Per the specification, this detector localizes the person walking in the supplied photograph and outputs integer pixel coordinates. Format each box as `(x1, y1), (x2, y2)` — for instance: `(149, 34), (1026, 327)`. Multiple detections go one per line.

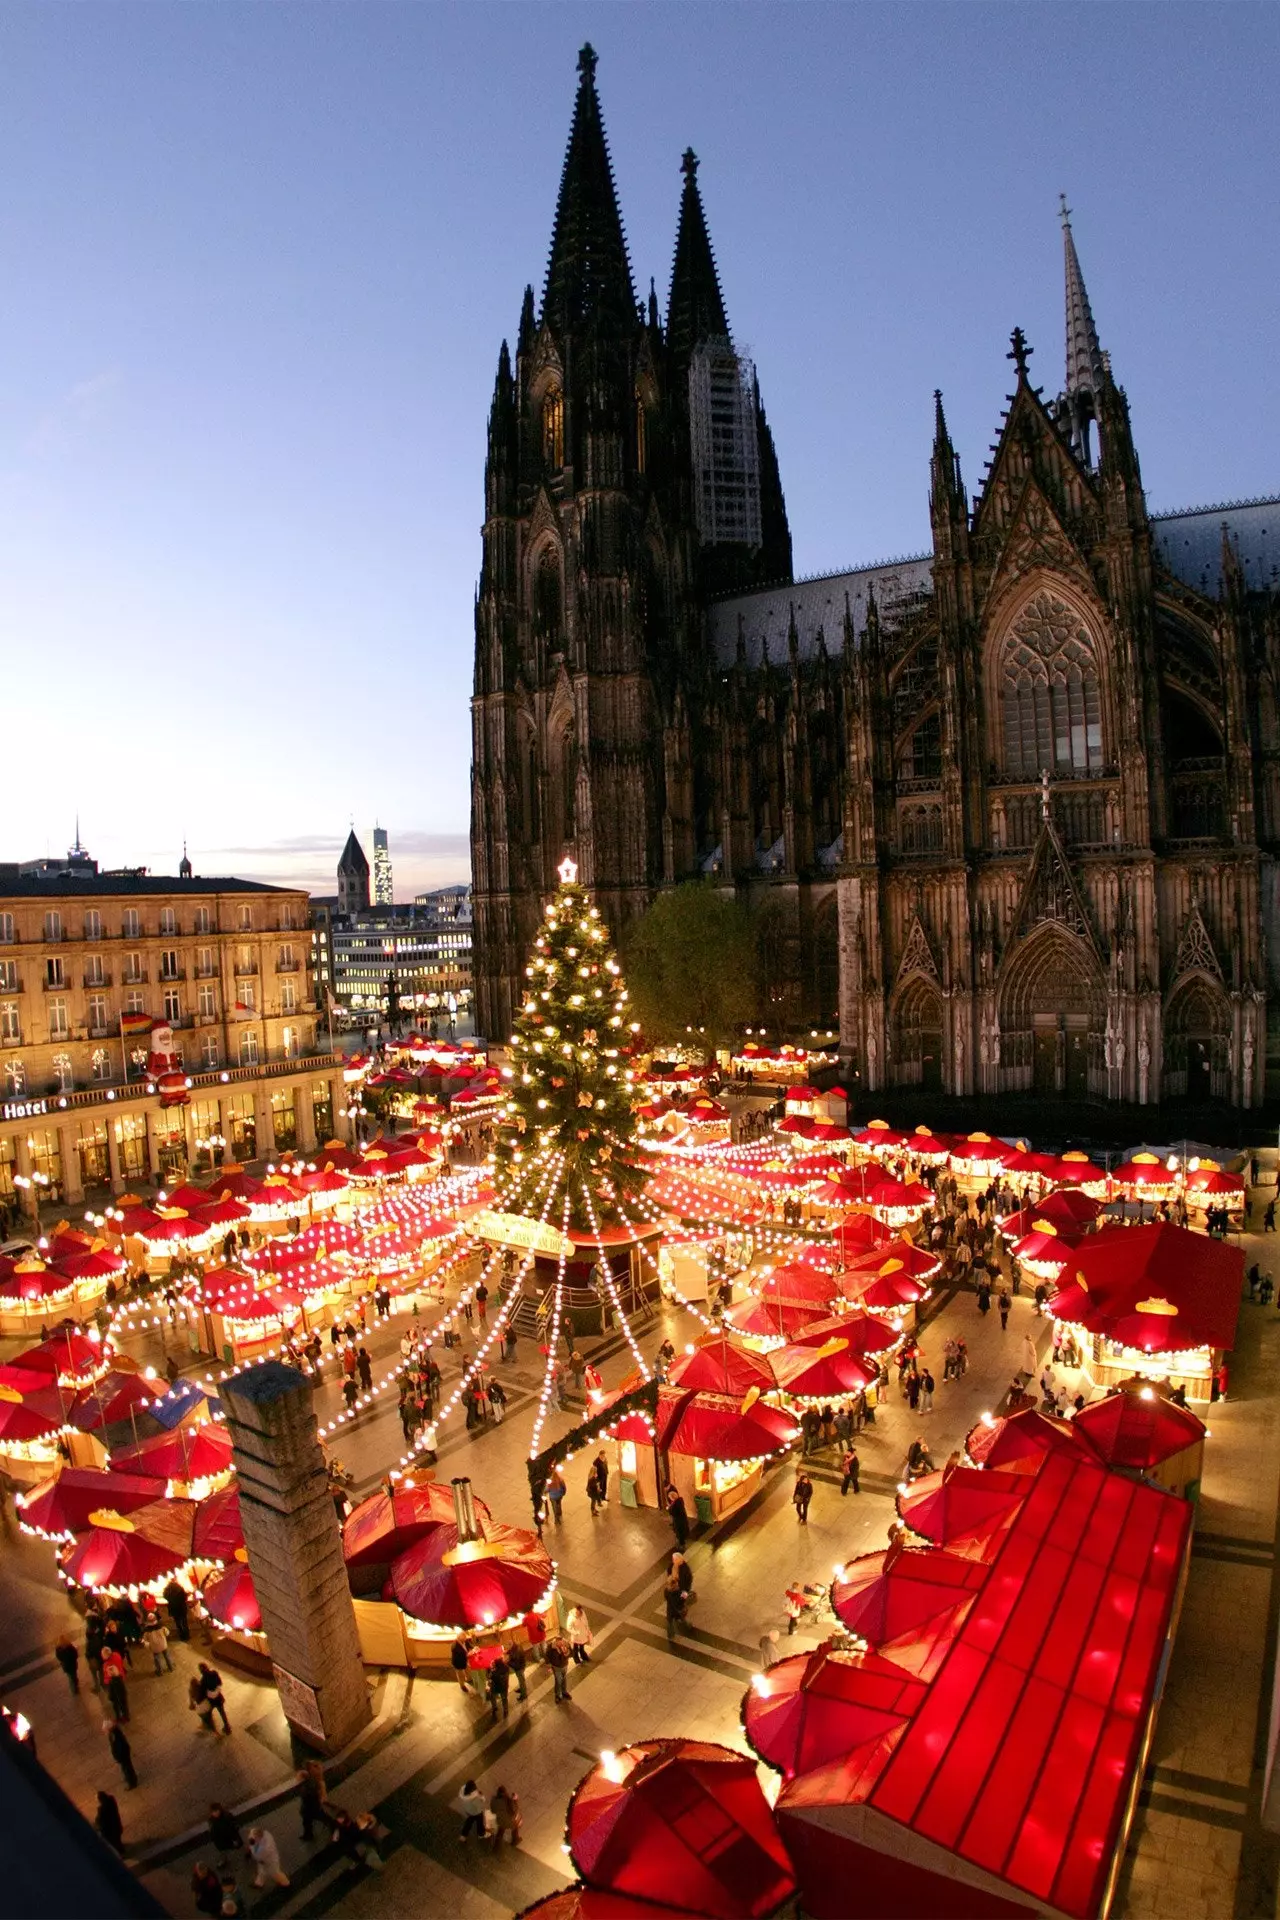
(475, 1281), (489, 1324)
(566, 1604), (593, 1664)
(101, 1647), (129, 1724)
(546, 1634), (571, 1702)
(586, 1456), (606, 1516)
(457, 1780), (488, 1840)
(508, 1639), (528, 1702)
(664, 1574), (685, 1642)
(356, 1347), (373, 1392)
(450, 1633), (474, 1691)
(489, 1784), (522, 1848)
(144, 1613), (172, 1675)
(54, 1635), (80, 1695)
(906, 1371), (921, 1414)
(793, 1469), (814, 1525)
(163, 1577), (190, 1642)
(976, 1278), (991, 1316)
(487, 1652), (511, 1723)
(759, 1629), (780, 1670)
(191, 1862), (223, 1916)
(297, 1763), (326, 1842)
(569, 1349), (586, 1394)
(196, 1663), (231, 1735)
(189, 1671), (216, 1732)
(342, 1375), (359, 1416)
(546, 1465), (567, 1527)
(1267, 1201), (1277, 1233)
(208, 1802), (242, 1853)
(96, 1790), (125, 1856)
(666, 1485), (690, 1549)
(920, 1368), (935, 1414)
(84, 1610), (105, 1693)
(840, 1445), (860, 1496)
(247, 1826), (290, 1890)
(1021, 1331), (1038, 1379)
(998, 1288), (1011, 1332)
(105, 1719), (137, 1790)
(672, 1551), (695, 1605)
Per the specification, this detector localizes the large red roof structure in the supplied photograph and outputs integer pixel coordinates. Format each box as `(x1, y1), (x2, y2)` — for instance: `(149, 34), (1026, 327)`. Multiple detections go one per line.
(774, 1446), (1192, 1919)
(1051, 1223), (1243, 1354)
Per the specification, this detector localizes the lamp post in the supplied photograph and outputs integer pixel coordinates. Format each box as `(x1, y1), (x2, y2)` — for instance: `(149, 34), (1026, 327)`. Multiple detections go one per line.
(196, 1131), (226, 1177)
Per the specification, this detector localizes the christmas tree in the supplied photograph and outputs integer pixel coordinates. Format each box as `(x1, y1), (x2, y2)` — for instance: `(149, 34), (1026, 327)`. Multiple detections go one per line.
(495, 857), (642, 1227)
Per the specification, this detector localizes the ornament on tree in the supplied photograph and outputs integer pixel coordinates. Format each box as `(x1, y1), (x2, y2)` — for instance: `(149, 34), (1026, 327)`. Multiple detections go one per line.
(577, 1090), (593, 1108)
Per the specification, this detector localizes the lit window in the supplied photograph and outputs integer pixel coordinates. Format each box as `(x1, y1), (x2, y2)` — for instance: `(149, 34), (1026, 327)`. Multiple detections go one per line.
(0, 1004), (19, 1043)
(48, 997), (69, 1040)
(240, 1031), (259, 1066)
(4, 1060), (25, 1094)
(52, 1052), (73, 1091)
(91, 1048), (111, 1081)
(163, 987), (182, 1023)
(542, 384), (564, 468)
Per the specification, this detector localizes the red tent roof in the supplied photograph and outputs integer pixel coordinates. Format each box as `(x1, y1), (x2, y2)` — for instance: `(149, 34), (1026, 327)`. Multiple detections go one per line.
(768, 1338), (878, 1401)
(62, 1517), (188, 1591)
(567, 1740), (796, 1919)
(193, 1485), (244, 1562)
(759, 1263), (837, 1308)
(1073, 1390), (1206, 1469)
(202, 1556), (260, 1633)
(343, 1480), (490, 1569)
(0, 1385), (68, 1443)
(389, 1522), (553, 1628)
(743, 1643), (926, 1780)
(111, 1422), (233, 1482)
(776, 1447), (1192, 1920)
(850, 1268), (926, 1312)
(10, 1328), (107, 1381)
(658, 1387), (799, 1461)
(69, 1369), (155, 1432)
(965, 1406), (1086, 1475)
(1061, 1223), (1243, 1352)
(896, 1465), (1031, 1557)
(788, 1311), (902, 1358)
(667, 1334), (775, 1398)
(832, 1540), (987, 1655)
(725, 1296), (827, 1342)
(15, 1466), (159, 1539)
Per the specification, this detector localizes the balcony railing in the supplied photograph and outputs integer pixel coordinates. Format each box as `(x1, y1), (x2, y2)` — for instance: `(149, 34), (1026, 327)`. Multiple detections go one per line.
(83, 972), (112, 989)
(276, 959), (299, 973)
(42, 976), (68, 993)
(234, 962), (259, 977)
(159, 967), (185, 983)
(28, 1044), (342, 1114)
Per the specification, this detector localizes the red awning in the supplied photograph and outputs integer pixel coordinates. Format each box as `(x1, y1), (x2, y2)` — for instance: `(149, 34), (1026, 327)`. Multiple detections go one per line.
(1062, 1222), (1243, 1352)
(111, 1422), (233, 1483)
(832, 1539), (987, 1664)
(567, 1740), (795, 1919)
(1074, 1389), (1207, 1469)
(659, 1387), (799, 1461)
(965, 1406), (1085, 1474)
(744, 1642), (926, 1779)
(63, 1518), (188, 1592)
(769, 1339), (877, 1401)
(389, 1522), (553, 1628)
(202, 1556), (261, 1633)
(896, 1465), (1030, 1557)
(15, 1466), (159, 1539)
(343, 1481), (490, 1569)
(667, 1334), (776, 1398)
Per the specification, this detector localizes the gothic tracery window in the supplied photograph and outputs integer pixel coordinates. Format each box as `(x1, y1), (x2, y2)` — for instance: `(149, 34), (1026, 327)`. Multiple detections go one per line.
(635, 390), (647, 475)
(542, 385), (564, 469)
(1000, 591), (1104, 778)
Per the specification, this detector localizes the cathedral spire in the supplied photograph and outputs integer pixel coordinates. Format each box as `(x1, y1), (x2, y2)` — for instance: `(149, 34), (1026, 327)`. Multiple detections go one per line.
(666, 147), (729, 377)
(542, 45), (636, 339)
(1059, 195), (1107, 465)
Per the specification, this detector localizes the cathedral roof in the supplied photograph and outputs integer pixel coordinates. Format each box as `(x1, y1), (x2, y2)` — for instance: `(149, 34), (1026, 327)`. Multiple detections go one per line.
(709, 495), (1278, 665)
(666, 148), (729, 376)
(541, 45), (636, 339)
(1151, 495), (1280, 596)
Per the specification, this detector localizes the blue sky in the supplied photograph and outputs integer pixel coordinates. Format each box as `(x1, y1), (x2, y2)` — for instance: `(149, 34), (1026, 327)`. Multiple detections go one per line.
(0, 3), (1275, 898)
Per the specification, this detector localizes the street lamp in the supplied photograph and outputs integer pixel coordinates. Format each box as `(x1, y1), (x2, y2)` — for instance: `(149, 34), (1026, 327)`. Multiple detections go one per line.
(196, 1131), (227, 1176)
(15, 1169), (50, 1233)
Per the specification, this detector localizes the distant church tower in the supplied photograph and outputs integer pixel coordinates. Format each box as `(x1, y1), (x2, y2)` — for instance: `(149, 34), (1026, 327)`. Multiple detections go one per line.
(470, 45), (791, 1038)
(337, 828), (370, 914)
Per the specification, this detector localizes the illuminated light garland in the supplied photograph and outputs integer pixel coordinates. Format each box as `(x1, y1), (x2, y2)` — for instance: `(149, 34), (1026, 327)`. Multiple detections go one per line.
(576, 1173), (651, 1395)
(528, 1193), (573, 1465)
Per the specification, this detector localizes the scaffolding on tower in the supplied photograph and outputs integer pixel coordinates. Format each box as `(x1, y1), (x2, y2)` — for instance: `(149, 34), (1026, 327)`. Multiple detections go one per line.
(688, 336), (762, 549)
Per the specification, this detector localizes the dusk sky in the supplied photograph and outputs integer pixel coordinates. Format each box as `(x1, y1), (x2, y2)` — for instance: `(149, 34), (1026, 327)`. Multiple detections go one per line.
(1, 4), (1276, 900)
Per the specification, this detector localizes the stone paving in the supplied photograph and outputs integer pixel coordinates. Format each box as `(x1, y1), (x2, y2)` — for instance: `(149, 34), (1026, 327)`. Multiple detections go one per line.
(1, 1189), (1279, 1918)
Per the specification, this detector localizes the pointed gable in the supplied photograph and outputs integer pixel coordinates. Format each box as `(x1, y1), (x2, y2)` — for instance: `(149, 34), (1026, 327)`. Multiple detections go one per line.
(895, 912), (939, 987)
(971, 332), (1096, 551)
(542, 45), (636, 339)
(1008, 812), (1100, 956)
(1172, 899), (1223, 985)
(981, 476), (1098, 617)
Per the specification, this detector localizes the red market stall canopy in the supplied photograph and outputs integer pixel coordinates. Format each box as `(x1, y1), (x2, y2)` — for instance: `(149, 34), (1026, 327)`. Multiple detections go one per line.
(1185, 1165), (1245, 1200)
(832, 1540), (987, 1657)
(50, 1248), (129, 1282)
(1113, 1153), (1176, 1193)
(789, 1311), (903, 1359)
(841, 1240), (940, 1286)
(0, 1384), (68, 1444)
(868, 1178), (933, 1215)
(343, 1480), (491, 1570)
(69, 1368), (155, 1432)
(1073, 1389), (1207, 1470)
(62, 1513), (189, 1592)
(9, 1328), (109, 1384)
(667, 1333), (776, 1399)
(1009, 1228), (1080, 1280)
(774, 1445), (1193, 1920)
(202, 1555), (261, 1633)
(768, 1338), (878, 1402)
(127, 1496), (201, 1560)
(744, 1642), (927, 1780)
(193, 1484), (244, 1562)
(852, 1123), (910, 1152)
(389, 1522), (554, 1629)
(846, 1267), (927, 1314)
(16, 1466), (160, 1540)
(1054, 1223), (1244, 1354)
(759, 1263), (837, 1309)
(658, 1387), (800, 1462)
(111, 1422), (233, 1484)
(896, 1464), (1031, 1558)
(567, 1740), (796, 1920)
(947, 1131), (1012, 1173)
(725, 1295), (828, 1343)
(965, 1406), (1085, 1475)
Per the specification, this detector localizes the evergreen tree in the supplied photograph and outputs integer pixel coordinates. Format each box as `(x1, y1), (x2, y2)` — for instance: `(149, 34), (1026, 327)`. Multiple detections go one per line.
(495, 858), (641, 1225)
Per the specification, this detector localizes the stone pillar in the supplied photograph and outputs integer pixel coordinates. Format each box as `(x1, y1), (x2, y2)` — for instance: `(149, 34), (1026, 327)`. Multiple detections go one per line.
(295, 1083), (316, 1154)
(59, 1123), (84, 1204)
(106, 1117), (123, 1194)
(218, 1361), (371, 1753)
(254, 1085), (275, 1160)
(144, 1105), (164, 1181)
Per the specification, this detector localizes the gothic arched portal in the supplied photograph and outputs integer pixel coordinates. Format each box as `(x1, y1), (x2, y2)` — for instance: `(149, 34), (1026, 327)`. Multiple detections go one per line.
(998, 927), (1104, 1096)
(1163, 976), (1230, 1101)
(891, 976), (944, 1092)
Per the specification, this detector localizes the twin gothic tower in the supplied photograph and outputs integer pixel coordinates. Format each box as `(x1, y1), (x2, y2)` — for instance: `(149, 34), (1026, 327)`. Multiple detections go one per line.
(472, 47), (1279, 1109)
(470, 45), (790, 1041)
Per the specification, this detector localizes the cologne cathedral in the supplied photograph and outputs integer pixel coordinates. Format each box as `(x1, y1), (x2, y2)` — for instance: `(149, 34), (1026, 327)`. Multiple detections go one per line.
(471, 45), (1279, 1109)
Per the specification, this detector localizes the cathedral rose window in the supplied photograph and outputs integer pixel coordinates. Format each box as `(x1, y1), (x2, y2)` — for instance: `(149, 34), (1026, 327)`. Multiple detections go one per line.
(1000, 590), (1104, 778)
